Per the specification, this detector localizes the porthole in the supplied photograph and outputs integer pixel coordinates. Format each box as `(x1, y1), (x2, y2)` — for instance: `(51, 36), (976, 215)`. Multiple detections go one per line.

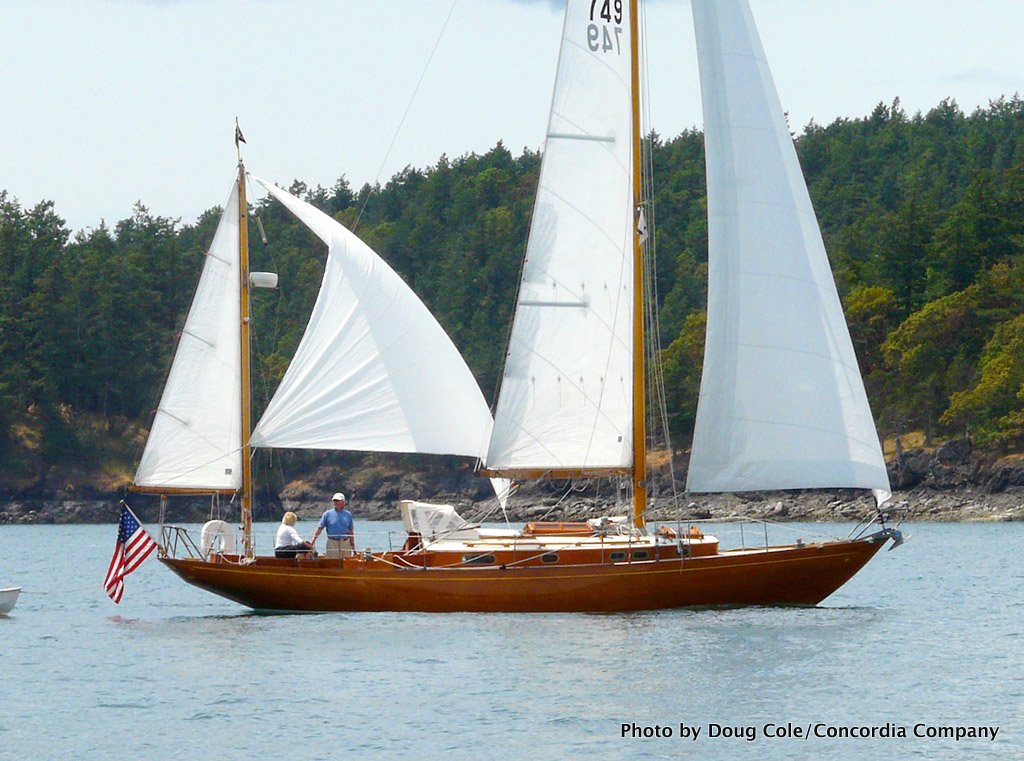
(610, 551), (627, 561)
(462, 553), (496, 565)
(541, 553), (559, 563)
(633, 550), (649, 560)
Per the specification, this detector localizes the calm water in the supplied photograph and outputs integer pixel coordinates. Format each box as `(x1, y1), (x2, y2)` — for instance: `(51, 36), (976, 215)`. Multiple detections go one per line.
(1, 519), (1021, 760)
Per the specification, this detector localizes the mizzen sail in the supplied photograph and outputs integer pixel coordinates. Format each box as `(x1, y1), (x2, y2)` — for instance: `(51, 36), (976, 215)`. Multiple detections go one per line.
(249, 179), (494, 460)
(134, 182), (243, 490)
(687, 0), (891, 501)
(485, 0), (635, 474)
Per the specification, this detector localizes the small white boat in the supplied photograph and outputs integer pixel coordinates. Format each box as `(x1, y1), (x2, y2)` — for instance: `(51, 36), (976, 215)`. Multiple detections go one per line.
(0, 587), (21, 614)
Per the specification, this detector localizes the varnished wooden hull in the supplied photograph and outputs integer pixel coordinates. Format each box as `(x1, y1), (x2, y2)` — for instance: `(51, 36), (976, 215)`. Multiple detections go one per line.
(161, 536), (888, 612)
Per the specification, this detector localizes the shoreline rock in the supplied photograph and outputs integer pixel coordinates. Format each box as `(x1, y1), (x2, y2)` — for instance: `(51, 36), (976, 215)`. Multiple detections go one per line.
(2, 440), (1022, 525)
(2, 485), (1022, 526)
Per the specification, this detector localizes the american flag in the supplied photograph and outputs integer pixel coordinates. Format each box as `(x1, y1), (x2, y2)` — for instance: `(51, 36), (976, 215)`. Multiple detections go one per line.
(104, 505), (158, 604)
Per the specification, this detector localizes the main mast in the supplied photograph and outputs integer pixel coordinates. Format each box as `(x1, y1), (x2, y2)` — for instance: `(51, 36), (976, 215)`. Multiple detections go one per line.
(629, 0), (646, 530)
(236, 136), (254, 559)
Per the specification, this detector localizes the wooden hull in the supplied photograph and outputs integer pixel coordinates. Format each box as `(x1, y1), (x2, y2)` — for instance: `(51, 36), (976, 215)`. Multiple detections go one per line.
(161, 536), (888, 612)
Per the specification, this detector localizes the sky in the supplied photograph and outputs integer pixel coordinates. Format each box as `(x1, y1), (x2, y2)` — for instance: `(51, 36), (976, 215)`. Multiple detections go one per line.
(2, 0), (1024, 234)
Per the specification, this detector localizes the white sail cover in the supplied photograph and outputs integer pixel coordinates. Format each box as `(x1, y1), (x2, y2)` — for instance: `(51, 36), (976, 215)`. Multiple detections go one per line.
(134, 182), (243, 490)
(249, 178), (494, 460)
(687, 0), (891, 502)
(486, 0), (635, 471)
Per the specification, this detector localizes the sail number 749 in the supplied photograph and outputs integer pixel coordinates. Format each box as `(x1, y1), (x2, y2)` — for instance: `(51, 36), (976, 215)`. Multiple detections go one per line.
(588, 0), (623, 54)
(590, 0), (622, 23)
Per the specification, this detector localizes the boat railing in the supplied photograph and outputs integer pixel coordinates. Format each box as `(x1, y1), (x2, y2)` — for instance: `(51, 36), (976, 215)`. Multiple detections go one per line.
(665, 516), (783, 551)
(848, 505), (907, 540)
(160, 524), (203, 560)
(737, 518), (771, 550)
(679, 514), (891, 550)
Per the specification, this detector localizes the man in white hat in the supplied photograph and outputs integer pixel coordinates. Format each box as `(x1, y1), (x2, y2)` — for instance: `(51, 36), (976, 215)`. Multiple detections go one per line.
(311, 492), (355, 558)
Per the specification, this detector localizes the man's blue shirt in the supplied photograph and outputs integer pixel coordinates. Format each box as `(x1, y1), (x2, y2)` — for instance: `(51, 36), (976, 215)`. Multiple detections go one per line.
(318, 507), (353, 538)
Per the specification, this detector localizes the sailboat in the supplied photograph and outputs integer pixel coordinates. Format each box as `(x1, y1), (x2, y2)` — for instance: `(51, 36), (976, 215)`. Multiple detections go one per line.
(151, 0), (900, 612)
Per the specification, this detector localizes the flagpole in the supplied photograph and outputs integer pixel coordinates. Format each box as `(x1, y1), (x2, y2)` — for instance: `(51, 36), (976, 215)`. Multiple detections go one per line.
(120, 500), (153, 542)
(121, 499), (141, 521)
(106, 501), (159, 603)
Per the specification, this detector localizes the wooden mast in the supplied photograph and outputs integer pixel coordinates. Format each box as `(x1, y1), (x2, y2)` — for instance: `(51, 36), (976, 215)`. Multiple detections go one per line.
(629, 0), (646, 530)
(236, 129), (254, 559)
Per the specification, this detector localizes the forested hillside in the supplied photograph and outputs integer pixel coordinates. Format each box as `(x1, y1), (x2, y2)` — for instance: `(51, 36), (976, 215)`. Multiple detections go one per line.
(2, 96), (1024, 492)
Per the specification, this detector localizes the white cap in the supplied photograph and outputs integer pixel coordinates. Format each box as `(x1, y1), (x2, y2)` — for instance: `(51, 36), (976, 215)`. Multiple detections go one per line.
(332, 492), (346, 502)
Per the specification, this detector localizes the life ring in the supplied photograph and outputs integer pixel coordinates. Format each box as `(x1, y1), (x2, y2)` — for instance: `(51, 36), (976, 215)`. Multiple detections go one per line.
(201, 520), (236, 557)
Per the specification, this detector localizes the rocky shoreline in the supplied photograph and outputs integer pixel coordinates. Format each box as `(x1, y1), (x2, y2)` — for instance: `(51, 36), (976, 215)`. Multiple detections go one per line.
(1, 486), (1021, 526)
(1, 439), (1022, 525)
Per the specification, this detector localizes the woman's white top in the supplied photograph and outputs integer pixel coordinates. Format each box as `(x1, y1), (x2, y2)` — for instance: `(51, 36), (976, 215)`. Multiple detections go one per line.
(275, 523), (304, 549)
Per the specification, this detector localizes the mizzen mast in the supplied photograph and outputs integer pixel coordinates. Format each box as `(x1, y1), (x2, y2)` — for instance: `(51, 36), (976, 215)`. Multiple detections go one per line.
(235, 122), (254, 559)
(629, 0), (647, 530)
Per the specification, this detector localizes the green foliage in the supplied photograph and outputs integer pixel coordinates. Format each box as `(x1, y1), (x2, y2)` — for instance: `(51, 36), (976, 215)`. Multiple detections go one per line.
(881, 285), (983, 442)
(4, 96), (1024, 469)
(943, 313), (1024, 445)
(845, 286), (900, 369)
(880, 261), (1024, 442)
(36, 394), (83, 463)
(661, 310), (707, 441)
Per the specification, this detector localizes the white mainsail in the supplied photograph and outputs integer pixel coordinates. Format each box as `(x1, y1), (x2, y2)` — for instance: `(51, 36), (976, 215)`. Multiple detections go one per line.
(485, 0), (635, 472)
(687, 0), (891, 502)
(134, 182), (243, 490)
(249, 179), (495, 462)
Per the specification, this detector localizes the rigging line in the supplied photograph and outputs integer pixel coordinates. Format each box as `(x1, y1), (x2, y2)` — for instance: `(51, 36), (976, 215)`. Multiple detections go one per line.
(499, 483), (514, 530)
(643, 229), (678, 507)
(638, 0), (682, 514)
(352, 0), (460, 234)
(248, 311), (287, 505)
(529, 478), (591, 524)
(249, 312), (283, 457)
(245, 173), (287, 358)
(470, 482), (517, 529)
(469, 489), (505, 525)
(470, 501), (500, 526)
(247, 292), (273, 513)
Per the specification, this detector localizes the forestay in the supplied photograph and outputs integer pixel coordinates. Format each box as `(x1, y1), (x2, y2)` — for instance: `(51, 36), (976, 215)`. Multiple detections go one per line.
(486, 0), (635, 472)
(134, 182), (242, 490)
(687, 0), (891, 503)
(249, 179), (494, 460)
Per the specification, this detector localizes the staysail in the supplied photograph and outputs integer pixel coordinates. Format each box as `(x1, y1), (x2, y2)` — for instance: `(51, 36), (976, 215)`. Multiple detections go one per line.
(687, 0), (891, 502)
(485, 0), (635, 473)
(249, 179), (495, 462)
(134, 182), (243, 490)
